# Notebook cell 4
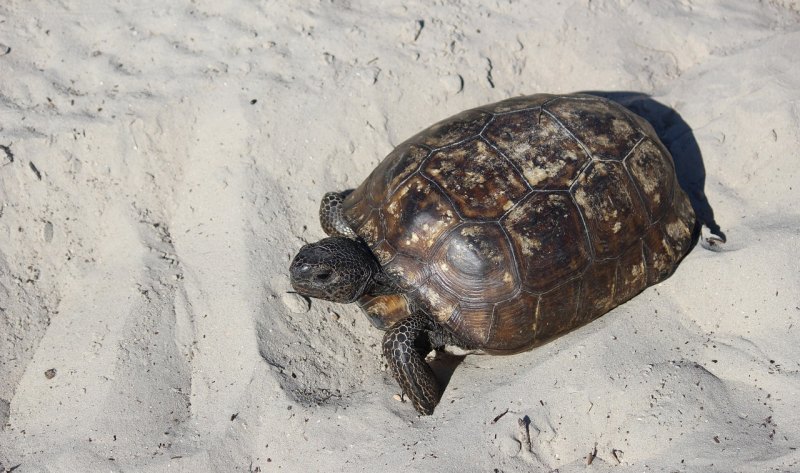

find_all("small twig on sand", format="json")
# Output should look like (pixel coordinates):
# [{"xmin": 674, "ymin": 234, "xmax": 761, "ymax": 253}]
[
  {"xmin": 491, "ymin": 408, "xmax": 509, "ymax": 424},
  {"xmin": 611, "ymin": 449, "xmax": 623, "ymax": 464},
  {"xmin": 586, "ymin": 443, "xmax": 597, "ymax": 465}
]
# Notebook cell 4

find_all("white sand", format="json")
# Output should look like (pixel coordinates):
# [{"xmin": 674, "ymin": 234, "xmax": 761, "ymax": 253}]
[{"xmin": 1, "ymin": 1, "xmax": 799, "ymax": 471}]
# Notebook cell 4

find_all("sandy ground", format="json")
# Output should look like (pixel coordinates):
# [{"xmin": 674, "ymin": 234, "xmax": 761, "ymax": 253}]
[{"xmin": 1, "ymin": 0, "xmax": 799, "ymax": 471}]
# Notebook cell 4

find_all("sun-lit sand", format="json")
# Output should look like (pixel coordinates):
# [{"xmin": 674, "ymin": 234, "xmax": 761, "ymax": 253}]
[{"xmin": 1, "ymin": 1, "xmax": 799, "ymax": 471}]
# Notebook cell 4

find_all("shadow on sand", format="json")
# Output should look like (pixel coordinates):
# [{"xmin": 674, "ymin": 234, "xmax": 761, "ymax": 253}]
[{"xmin": 583, "ymin": 91, "xmax": 725, "ymax": 241}]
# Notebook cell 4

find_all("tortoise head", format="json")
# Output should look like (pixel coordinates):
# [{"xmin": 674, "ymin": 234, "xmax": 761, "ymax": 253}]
[{"xmin": 290, "ymin": 237, "xmax": 379, "ymax": 303}]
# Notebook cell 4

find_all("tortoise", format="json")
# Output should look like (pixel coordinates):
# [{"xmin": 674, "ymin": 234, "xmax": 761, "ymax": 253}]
[{"xmin": 289, "ymin": 93, "xmax": 696, "ymax": 415}]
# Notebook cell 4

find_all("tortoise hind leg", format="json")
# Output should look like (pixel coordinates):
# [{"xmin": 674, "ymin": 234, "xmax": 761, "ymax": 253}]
[
  {"xmin": 320, "ymin": 191, "xmax": 357, "ymax": 239},
  {"xmin": 383, "ymin": 313, "xmax": 440, "ymax": 415}
]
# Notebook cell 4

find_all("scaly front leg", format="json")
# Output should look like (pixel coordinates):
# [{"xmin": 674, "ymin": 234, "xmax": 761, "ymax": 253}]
[
  {"xmin": 382, "ymin": 313, "xmax": 440, "ymax": 415},
  {"xmin": 319, "ymin": 191, "xmax": 357, "ymax": 239}
]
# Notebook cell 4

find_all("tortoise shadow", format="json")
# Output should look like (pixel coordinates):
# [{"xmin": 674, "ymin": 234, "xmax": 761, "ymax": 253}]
[
  {"xmin": 428, "ymin": 351, "xmax": 466, "ymax": 394},
  {"xmin": 581, "ymin": 90, "xmax": 725, "ymax": 240}
]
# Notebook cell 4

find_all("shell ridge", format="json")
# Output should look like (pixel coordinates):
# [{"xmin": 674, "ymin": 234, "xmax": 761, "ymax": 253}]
[
  {"xmin": 493, "ymin": 106, "xmax": 544, "ymax": 116},
  {"xmin": 417, "ymin": 172, "xmax": 465, "ymax": 221},
  {"xmin": 540, "ymin": 108, "xmax": 596, "ymax": 161},
  {"xmin": 429, "ymin": 134, "xmax": 482, "ymax": 153},
  {"xmin": 498, "ymin": 189, "xmax": 535, "ymax": 222},
  {"xmin": 567, "ymin": 188, "xmax": 598, "ymax": 262},
  {"xmin": 497, "ymin": 222, "xmax": 523, "ymax": 300},
  {"xmin": 376, "ymin": 145, "xmax": 435, "ymax": 205},
  {"xmin": 479, "ymin": 136, "xmax": 533, "ymax": 193},
  {"xmin": 478, "ymin": 114, "xmax": 497, "ymax": 135},
  {"xmin": 620, "ymin": 138, "xmax": 654, "ymax": 224}
]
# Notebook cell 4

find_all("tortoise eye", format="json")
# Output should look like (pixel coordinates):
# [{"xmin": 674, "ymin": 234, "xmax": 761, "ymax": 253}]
[{"xmin": 315, "ymin": 270, "xmax": 333, "ymax": 282}]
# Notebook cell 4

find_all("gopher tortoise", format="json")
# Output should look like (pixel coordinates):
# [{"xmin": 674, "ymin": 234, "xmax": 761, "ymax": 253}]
[{"xmin": 290, "ymin": 93, "xmax": 696, "ymax": 415}]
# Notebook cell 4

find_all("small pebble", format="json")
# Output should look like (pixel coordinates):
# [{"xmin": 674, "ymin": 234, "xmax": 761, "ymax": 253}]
[
  {"xmin": 0, "ymin": 43, "xmax": 10, "ymax": 56},
  {"xmin": 392, "ymin": 394, "xmax": 403, "ymax": 402},
  {"xmin": 43, "ymin": 221, "xmax": 54, "ymax": 242},
  {"xmin": 281, "ymin": 292, "xmax": 310, "ymax": 313},
  {"xmin": 45, "ymin": 368, "xmax": 57, "ymax": 379}
]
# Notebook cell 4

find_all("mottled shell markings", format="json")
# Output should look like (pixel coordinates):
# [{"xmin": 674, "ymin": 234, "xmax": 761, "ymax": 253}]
[
  {"xmin": 424, "ymin": 139, "xmax": 528, "ymax": 219},
  {"xmin": 340, "ymin": 93, "xmax": 695, "ymax": 353}
]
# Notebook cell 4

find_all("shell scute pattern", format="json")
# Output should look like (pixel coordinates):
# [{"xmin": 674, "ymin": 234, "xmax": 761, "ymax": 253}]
[
  {"xmin": 446, "ymin": 304, "xmax": 494, "ymax": 347},
  {"xmin": 544, "ymin": 96, "xmax": 643, "ymax": 161},
  {"xmin": 484, "ymin": 110, "xmax": 591, "ymax": 190},
  {"xmin": 424, "ymin": 139, "xmax": 529, "ymax": 219},
  {"xmin": 412, "ymin": 109, "xmax": 492, "ymax": 149},
  {"xmin": 624, "ymin": 138, "xmax": 675, "ymax": 223},
  {"xmin": 571, "ymin": 160, "xmax": 649, "ymax": 259},
  {"xmin": 383, "ymin": 252, "xmax": 429, "ymax": 292},
  {"xmin": 376, "ymin": 142, "xmax": 431, "ymax": 200},
  {"xmin": 477, "ymin": 94, "xmax": 554, "ymax": 114},
  {"xmin": 381, "ymin": 174, "xmax": 459, "ymax": 258},
  {"xmin": 357, "ymin": 293, "xmax": 411, "ymax": 330},
  {"xmin": 347, "ymin": 94, "xmax": 694, "ymax": 352},
  {"xmin": 534, "ymin": 278, "xmax": 581, "ymax": 345},
  {"xmin": 501, "ymin": 192, "xmax": 591, "ymax": 294},
  {"xmin": 491, "ymin": 291, "xmax": 538, "ymax": 351},
  {"xmin": 429, "ymin": 222, "xmax": 519, "ymax": 304}
]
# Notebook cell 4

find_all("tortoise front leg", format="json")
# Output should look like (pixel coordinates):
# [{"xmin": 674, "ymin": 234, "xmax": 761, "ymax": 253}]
[
  {"xmin": 383, "ymin": 313, "xmax": 440, "ymax": 415},
  {"xmin": 319, "ymin": 191, "xmax": 357, "ymax": 239}
]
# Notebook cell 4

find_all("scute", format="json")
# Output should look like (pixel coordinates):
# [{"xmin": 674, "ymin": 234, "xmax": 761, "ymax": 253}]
[
  {"xmin": 571, "ymin": 160, "xmax": 649, "ymax": 259},
  {"xmin": 371, "ymin": 239, "xmax": 396, "ymax": 265},
  {"xmin": 423, "ymin": 138, "xmax": 529, "ymax": 219},
  {"xmin": 430, "ymin": 223, "xmax": 518, "ymax": 304},
  {"xmin": 576, "ymin": 258, "xmax": 618, "ymax": 323},
  {"xmin": 534, "ymin": 279, "xmax": 581, "ymax": 344},
  {"xmin": 381, "ymin": 174, "xmax": 459, "ymax": 258},
  {"xmin": 613, "ymin": 241, "xmax": 647, "ymax": 305},
  {"xmin": 383, "ymin": 252, "xmax": 429, "ymax": 292},
  {"xmin": 357, "ymin": 293, "xmax": 411, "ymax": 330},
  {"xmin": 353, "ymin": 209, "xmax": 384, "ymax": 246},
  {"xmin": 378, "ymin": 143, "xmax": 431, "ymax": 198},
  {"xmin": 414, "ymin": 280, "xmax": 461, "ymax": 325},
  {"xmin": 625, "ymin": 138, "xmax": 675, "ymax": 223},
  {"xmin": 484, "ymin": 109, "xmax": 590, "ymax": 190},
  {"xmin": 446, "ymin": 304, "xmax": 494, "ymax": 347},
  {"xmin": 545, "ymin": 97, "xmax": 642, "ymax": 160},
  {"xmin": 501, "ymin": 192, "xmax": 591, "ymax": 293},
  {"xmin": 411, "ymin": 109, "xmax": 492, "ymax": 149},
  {"xmin": 489, "ymin": 291, "xmax": 538, "ymax": 351},
  {"xmin": 477, "ymin": 94, "xmax": 554, "ymax": 114}
]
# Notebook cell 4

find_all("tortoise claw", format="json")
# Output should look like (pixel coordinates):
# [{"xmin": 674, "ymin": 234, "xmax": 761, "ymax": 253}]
[{"xmin": 700, "ymin": 225, "xmax": 727, "ymax": 252}]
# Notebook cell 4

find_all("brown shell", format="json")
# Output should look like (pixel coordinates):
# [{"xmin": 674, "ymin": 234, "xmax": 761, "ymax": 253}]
[{"xmin": 343, "ymin": 94, "xmax": 695, "ymax": 353}]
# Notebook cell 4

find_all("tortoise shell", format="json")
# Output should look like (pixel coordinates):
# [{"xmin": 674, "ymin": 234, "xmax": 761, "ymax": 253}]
[{"xmin": 343, "ymin": 93, "xmax": 695, "ymax": 353}]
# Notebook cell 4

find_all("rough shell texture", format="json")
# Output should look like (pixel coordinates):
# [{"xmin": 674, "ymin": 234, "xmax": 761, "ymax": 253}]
[{"xmin": 343, "ymin": 94, "xmax": 695, "ymax": 352}]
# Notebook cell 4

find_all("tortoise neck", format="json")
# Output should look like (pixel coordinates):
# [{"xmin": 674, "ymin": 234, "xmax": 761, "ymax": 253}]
[{"xmin": 366, "ymin": 269, "xmax": 403, "ymax": 296}]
